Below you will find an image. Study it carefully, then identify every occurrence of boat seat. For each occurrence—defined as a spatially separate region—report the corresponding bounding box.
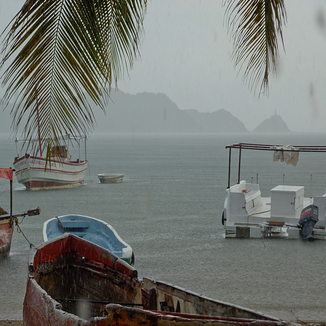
[96,230,122,251]
[61,221,90,232]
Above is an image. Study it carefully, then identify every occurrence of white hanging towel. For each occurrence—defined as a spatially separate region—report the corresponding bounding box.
[273,145,299,166]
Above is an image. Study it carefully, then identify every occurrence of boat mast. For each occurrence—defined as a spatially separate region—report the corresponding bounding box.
[10,176,12,218]
[84,136,87,161]
[36,95,43,157]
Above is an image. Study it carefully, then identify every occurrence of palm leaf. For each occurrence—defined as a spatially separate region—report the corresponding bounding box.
[225,0,286,95]
[0,0,147,152]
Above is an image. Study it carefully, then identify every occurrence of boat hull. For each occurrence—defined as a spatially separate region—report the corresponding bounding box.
[98,173,124,183]
[223,143,326,240]
[23,234,288,326]
[13,155,88,190]
[0,217,13,258]
[223,180,326,240]
[43,214,134,264]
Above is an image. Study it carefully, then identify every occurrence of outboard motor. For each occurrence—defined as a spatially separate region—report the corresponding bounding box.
[299,205,319,241]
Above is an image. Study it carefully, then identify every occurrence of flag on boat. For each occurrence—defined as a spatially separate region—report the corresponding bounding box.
[0,168,13,180]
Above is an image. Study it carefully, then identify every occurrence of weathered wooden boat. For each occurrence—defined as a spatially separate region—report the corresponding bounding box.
[13,135,88,190]
[0,208,13,258]
[0,168,40,258]
[43,214,134,265]
[223,143,326,240]
[23,233,288,326]
[97,173,124,183]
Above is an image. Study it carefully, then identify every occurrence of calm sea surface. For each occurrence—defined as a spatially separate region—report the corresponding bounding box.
[1,132,326,321]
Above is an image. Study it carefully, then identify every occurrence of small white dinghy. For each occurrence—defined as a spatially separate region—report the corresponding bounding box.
[97,173,124,184]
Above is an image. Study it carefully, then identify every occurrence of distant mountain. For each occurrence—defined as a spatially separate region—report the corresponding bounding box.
[185,109,247,133]
[253,114,291,133]
[1,90,248,135]
[94,90,248,134]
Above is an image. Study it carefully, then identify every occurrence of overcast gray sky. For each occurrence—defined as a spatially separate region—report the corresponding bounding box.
[1,0,326,132]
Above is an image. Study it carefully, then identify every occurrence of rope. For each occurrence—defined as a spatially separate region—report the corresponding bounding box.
[54,298,143,306]
[261,227,266,248]
[13,217,35,248]
[0,185,10,197]
[87,161,93,183]
[248,209,271,217]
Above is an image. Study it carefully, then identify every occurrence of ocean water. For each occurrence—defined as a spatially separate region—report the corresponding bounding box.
[1,132,326,322]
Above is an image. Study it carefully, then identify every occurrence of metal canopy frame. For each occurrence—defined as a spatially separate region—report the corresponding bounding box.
[226,143,326,189]
[15,134,87,161]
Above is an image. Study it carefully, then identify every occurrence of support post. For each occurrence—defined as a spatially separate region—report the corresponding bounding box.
[10,178,12,218]
[227,147,231,189]
[237,146,242,184]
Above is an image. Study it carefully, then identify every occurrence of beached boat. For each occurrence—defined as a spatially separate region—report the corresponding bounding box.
[23,233,288,326]
[223,143,326,240]
[98,173,124,183]
[0,168,40,258]
[13,135,88,190]
[0,205,13,259]
[43,214,134,265]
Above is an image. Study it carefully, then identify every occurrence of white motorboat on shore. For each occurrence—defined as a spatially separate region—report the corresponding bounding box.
[222,143,326,240]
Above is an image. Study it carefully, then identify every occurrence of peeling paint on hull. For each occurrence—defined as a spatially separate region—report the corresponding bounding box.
[23,234,289,326]
[0,218,13,259]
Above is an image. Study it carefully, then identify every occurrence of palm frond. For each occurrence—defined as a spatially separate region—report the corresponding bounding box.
[225,0,286,95]
[1,0,147,152]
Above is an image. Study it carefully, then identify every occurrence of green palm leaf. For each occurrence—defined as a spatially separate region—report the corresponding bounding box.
[1,0,147,152]
[225,0,286,94]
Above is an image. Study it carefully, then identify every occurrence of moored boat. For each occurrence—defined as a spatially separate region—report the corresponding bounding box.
[97,173,124,183]
[223,143,326,240]
[43,214,134,265]
[23,233,288,326]
[13,135,88,190]
[0,168,40,258]
[0,214,14,259]
[0,168,16,258]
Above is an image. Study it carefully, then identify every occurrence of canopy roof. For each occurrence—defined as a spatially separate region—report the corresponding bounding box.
[226,143,326,153]
[225,143,326,188]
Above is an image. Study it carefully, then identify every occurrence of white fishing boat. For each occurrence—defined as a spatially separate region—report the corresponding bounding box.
[97,173,124,184]
[222,143,326,240]
[13,135,88,190]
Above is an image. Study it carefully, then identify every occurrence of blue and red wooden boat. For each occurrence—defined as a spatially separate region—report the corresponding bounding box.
[23,233,289,326]
[43,214,134,265]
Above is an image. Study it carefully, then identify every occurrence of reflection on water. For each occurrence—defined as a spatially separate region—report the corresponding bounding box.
[1,133,326,321]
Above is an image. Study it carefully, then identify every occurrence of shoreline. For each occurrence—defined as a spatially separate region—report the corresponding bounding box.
[1,321,326,326]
